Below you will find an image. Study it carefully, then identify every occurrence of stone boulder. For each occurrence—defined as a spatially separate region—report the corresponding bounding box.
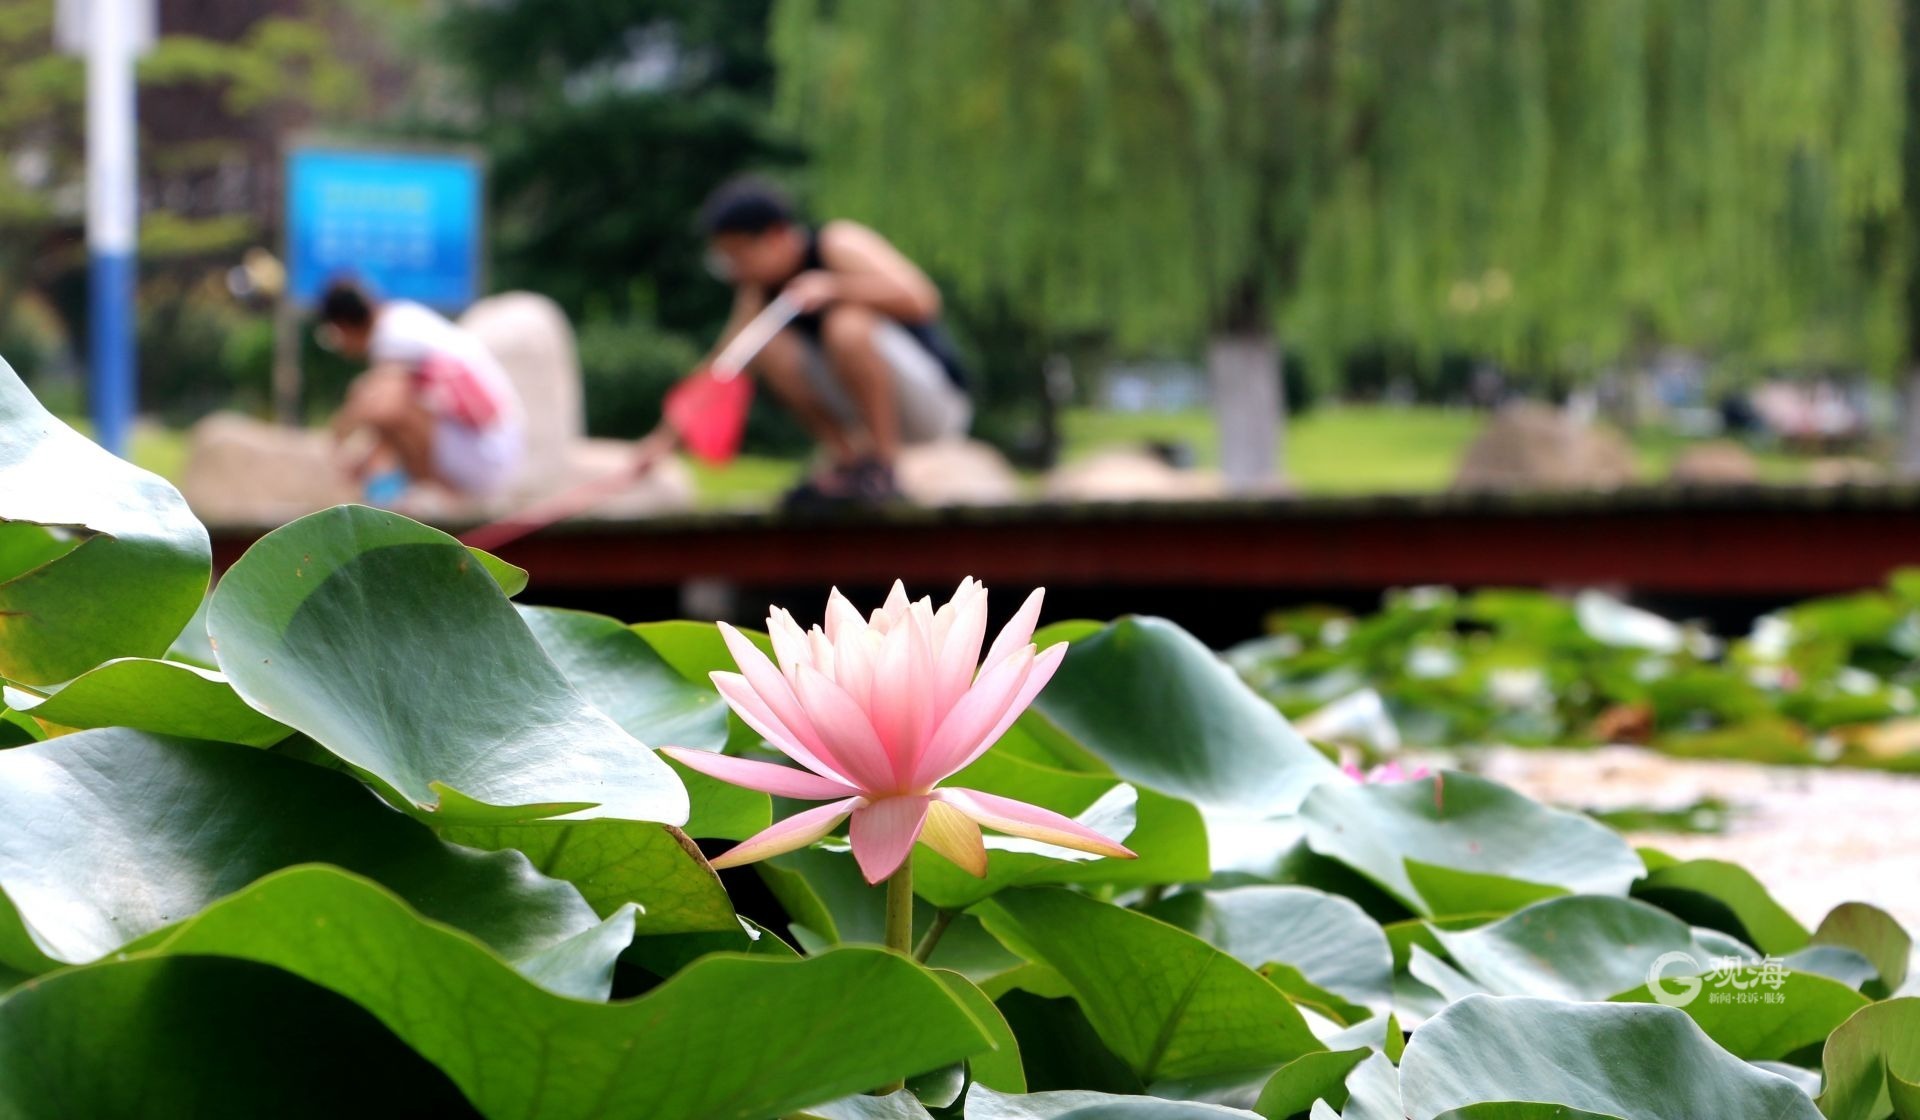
[1807,457,1887,487]
[458,292,583,495]
[1668,440,1761,486]
[896,439,1024,505]
[1044,449,1226,502]
[1452,401,1637,492]
[180,411,357,525]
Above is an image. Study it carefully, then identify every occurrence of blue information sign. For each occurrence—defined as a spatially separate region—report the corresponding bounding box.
[286,146,482,310]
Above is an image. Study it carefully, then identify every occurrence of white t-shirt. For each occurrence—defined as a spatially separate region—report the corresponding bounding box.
[370,301,521,432]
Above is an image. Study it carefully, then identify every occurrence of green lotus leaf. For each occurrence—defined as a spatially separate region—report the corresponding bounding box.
[3,657,289,746]
[0,359,210,685]
[1149,885,1393,1018]
[438,818,737,936]
[1816,998,1920,1120]
[0,729,619,994]
[1812,902,1912,997]
[123,866,994,1119]
[1633,850,1810,956]
[979,887,1323,1083]
[1300,772,1643,917]
[518,605,731,751]
[0,955,479,1116]
[965,1084,1264,1117]
[208,505,688,825]
[1398,996,1821,1119]
[1022,616,1337,815]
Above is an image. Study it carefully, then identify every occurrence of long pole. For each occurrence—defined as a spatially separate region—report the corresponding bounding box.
[86,0,138,457]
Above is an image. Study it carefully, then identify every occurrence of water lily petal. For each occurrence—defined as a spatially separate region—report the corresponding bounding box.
[870,612,937,785]
[912,647,1034,789]
[872,580,912,630]
[710,796,863,870]
[919,798,988,877]
[933,579,990,714]
[657,746,857,800]
[710,666,852,786]
[849,795,932,883]
[982,587,1045,673]
[824,587,868,644]
[794,663,898,792]
[941,641,1068,778]
[936,787,1136,860]
[765,608,813,679]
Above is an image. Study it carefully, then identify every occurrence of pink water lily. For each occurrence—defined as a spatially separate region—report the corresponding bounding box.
[1342,759,1433,784]
[660,579,1136,884]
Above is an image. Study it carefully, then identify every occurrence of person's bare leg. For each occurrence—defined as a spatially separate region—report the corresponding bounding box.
[334,369,440,483]
[818,305,900,464]
[753,328,859,464]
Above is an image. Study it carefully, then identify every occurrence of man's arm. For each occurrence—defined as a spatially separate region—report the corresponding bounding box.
[805,220,942,322]
[701,287,767,368]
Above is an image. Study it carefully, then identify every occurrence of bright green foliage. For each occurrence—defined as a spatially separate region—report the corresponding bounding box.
[208,505,690,825]
[1150,886,1394,1020]
[981,888,1323,1083]
[774,0,1904,380]
[1399,996,1824,1119]
[0,360,209,685]
[3,657,289,746]
[1817,999,1920,1120]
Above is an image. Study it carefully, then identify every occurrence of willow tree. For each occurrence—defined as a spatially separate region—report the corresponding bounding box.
[775,0,1903,486]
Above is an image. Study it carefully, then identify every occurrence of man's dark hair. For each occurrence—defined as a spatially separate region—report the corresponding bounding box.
[318,279,374,328]
[699,176,797,236]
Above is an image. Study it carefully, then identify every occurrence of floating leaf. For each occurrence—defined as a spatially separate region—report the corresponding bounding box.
[1023,616,1336,815]
[209,505,688,825]
[1398,996,1822,1119]
[0,729,612,987]
[0,359,210,685]
[1150,886,1393,1018]
[122,867,992,1119]
[1816,998,1920,1120]
[518,605,731,751]
[1300,772,1643,917]
[980,888,1323,1083]
[3,657,288,746]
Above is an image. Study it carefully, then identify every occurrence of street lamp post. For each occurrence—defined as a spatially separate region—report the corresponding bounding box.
[85,0,139,457]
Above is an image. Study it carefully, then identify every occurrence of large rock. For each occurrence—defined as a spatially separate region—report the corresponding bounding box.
[458,292,582,494]
[180,411,358,525]
[1044,449,1226,502]
[1452,401,1637,492]
[1668,440,1761,486]
[896,439,1023,505]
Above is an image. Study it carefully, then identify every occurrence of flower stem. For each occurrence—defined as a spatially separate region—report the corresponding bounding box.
[876,863,916,1095]
[913,908,955,964]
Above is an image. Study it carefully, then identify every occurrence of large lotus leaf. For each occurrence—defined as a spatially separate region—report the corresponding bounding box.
[1633,850,1810,955]
[0,360,210,685]
[1612,964,1870,1061]
[1023,616,1336,815]
[208,505,688,825]
[1149,886,1394,1018]
[1397,996,1822,1120]
[438,819,737,936]
[1433,1108,1623,1119]
[0,955,479,1116]
[0,707,41,746]
[1817,998,1920,1120]
[133,867,994,1119]
[1336,1053,1404,1120]
[0,729,616,991]
[1299,772,1643,917]
[518,605,731,751]
[979,888,1323,1083]
[3,657,289,746]
[1243,1048,1372,1117]
[1428,895,1742,1003]
[937,969,1027,1093]
[795,1092,937,1120]
[914,748,1206,907]
[965,1084,1262,1118]
[1813,903,1912,997]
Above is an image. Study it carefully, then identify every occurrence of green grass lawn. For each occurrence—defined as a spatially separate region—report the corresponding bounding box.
[100,404,1820,510]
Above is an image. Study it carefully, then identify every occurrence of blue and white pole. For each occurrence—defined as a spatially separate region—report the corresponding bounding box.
[86,0,138,457]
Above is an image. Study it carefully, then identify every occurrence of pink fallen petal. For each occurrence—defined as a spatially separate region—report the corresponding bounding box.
[710,796,864,870]
[936,787,1135,861]
[657,746,857,800]
[849,795,933,883]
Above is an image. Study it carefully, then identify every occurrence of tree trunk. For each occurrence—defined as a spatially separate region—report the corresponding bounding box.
[1900,368,1920,477]
[1207,331,1284,491]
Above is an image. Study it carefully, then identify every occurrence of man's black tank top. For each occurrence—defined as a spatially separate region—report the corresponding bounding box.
[771,227,970,391]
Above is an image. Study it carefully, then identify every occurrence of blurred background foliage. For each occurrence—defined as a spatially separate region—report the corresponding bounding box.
[4,0,1920,466]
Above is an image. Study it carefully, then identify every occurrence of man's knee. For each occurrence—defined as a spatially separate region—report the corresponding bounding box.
[347,371,412,425]
[819,304,880,357]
